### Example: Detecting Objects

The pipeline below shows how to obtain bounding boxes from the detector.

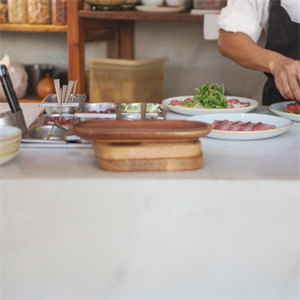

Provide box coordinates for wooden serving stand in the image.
[69,119,212,172]
[94,140,202,172]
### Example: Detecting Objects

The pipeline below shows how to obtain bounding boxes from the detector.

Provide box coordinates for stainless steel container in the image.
[40,94,87,114]
[75,102,120,120]
[40,114,75,126]
[120,103,166,120]
[27,125,67,141]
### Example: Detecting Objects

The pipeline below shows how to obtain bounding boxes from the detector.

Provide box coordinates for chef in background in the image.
[217,0,300,105]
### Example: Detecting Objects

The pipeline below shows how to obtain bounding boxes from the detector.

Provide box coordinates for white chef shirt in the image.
[218,0,300,43]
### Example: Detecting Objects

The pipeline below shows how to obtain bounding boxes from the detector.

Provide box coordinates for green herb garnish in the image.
[184,82,227,109]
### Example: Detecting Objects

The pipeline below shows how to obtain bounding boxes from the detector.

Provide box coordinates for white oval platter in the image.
[187,113,293,140]
[162,96,259,116]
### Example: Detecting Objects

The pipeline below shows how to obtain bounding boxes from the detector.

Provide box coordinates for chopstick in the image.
[65,81,74,103]
[54,79,61,103]
[54,79,78,121]
[71,79,78,103]
[54,79,62,121]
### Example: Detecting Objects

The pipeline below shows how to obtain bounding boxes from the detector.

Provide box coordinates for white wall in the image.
[0,21,266,103]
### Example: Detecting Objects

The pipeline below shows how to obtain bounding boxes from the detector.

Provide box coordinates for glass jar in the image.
[0,0,8,23]
[28,0,50,24]
[51,0,66,25]
[8,0,28,23]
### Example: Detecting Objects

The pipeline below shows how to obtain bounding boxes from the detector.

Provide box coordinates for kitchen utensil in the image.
[141,102,147,120]
[0,65,27,134]
[71,80,78,102]
[54,79,61,101]
[64,81,74,103]
[0,64,20,113]
[61,85,67,103]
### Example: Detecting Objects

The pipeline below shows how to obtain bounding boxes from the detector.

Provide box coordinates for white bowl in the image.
[141,0,164,6]
[0,126,22,141]
[166,0,186,6]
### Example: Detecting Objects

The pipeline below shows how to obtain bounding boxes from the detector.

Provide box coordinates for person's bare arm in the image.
[217,29,300,102]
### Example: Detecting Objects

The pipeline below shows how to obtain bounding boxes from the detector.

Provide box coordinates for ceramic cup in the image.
[141,0,164,6]
[166,0,186,6]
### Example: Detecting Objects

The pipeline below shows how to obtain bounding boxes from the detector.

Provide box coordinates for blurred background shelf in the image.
[78,10,204,22]
[0,24,68,33]
[0,1,205,98]
[0,96,40,103]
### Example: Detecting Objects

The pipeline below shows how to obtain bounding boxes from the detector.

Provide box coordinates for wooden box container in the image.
[89,57,167,103]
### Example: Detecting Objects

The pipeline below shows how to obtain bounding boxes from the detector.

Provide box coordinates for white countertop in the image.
[0,102,299,180]
[0,102,299,298]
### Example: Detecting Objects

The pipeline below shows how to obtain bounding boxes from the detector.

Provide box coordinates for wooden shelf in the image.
[0,23,68,33]
[78,10,204,22]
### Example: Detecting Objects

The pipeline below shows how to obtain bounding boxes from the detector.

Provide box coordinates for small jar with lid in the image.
[8,0,28,23]
[28,0,50,24]
[0,0,8,23]
[51,0,66,25]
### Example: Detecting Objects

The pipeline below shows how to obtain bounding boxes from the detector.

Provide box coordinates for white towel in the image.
[203,14,220,40]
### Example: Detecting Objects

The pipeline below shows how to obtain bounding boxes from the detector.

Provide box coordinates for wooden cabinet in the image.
[67,0,204,94]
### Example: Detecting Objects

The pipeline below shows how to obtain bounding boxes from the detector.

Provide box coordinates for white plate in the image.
[0,150,19,166]
[162,95,259,116]
[135,5,185,12]
[0,136,21,147]
[187,113,293,140]
[0,126,22,141]
[0,143,20,155]
[0,139,21,151]
[269,101,300,122]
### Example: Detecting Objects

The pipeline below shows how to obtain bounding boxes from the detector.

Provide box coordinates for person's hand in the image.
[269,56,300,102]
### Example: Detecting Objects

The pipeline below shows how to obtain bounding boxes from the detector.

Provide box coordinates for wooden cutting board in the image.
[98,154,203,172]
[94,140,202,160]
[93,140,203,171]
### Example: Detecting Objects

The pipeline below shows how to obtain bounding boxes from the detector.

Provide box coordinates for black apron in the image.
[262,0,300,105]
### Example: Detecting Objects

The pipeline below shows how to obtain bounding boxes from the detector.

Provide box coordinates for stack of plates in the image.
[0,126,22,166]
